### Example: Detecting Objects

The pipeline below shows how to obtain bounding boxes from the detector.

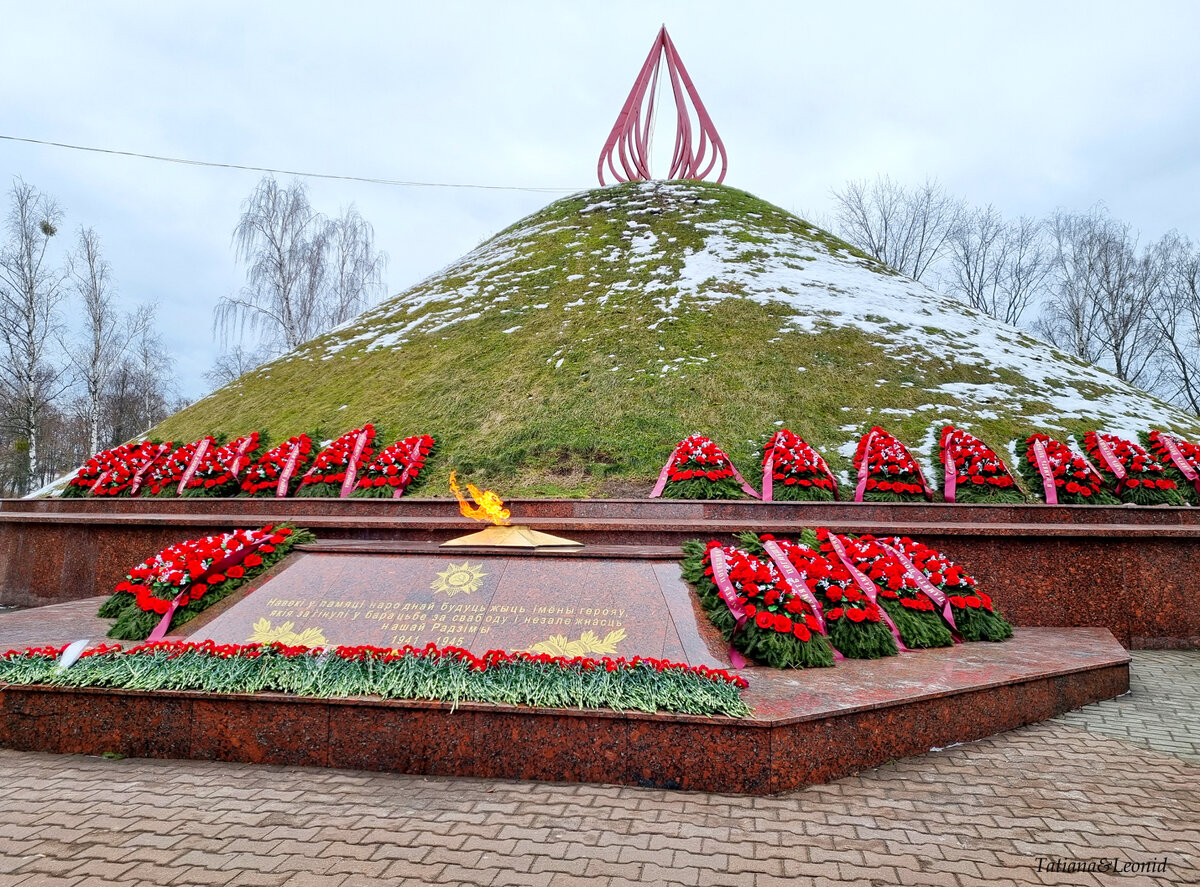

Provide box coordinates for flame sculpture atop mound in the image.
[597,26,727,186]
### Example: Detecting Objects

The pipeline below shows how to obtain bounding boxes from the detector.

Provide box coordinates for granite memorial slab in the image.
[189,551,726,667]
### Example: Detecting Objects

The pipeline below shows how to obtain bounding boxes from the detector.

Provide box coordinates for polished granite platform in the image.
[1,498,1197,647]
[0,596,1129,794]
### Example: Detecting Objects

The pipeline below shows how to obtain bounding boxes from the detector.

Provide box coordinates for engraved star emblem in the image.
[431,562,487,596]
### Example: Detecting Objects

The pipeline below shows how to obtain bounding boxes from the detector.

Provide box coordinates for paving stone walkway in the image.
[0,599,113,653]
[0,652,1197,887]
[1057,650,1200,765]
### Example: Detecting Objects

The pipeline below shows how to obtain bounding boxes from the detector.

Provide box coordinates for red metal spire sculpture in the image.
[597,26,727,186]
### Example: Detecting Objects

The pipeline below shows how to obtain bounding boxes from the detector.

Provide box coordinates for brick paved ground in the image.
[0,652,1197,887]
[1058,650,1200,764]
[0,599,113,652]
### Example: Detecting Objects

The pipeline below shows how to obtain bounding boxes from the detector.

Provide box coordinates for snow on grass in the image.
[263,179,1198,485]
[669,209,1195,440]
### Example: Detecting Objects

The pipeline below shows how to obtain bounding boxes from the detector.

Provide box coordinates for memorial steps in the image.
[0,594,1127,794]
[1,497,1197,647]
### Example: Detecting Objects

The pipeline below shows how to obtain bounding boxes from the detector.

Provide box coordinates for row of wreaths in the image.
[656,426,1200,506]
[682,528,1012,669]
[63,425,433,499]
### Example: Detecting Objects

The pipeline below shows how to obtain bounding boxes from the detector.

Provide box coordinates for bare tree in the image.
[217,177,323,353]
[68,227,152,455]
[215,177,387,355]
[326,205,387,325]
[129,324,175,434]
[1038,208,1162,388]
[1146,233,1200,413]
[0,179,68,491]
[945,207,1050,325]
[1001,216,1053,326]
[831,176,964,281]
[203,344,268,390]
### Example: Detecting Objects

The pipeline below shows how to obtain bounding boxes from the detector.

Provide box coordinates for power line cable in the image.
[0,134,582,194]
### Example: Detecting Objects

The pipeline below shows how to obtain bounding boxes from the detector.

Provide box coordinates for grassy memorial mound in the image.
[145,180,1200,497]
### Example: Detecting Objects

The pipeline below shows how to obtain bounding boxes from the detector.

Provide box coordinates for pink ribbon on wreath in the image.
[89,469,112,495]
[1093,435,1126,480]
[730,461,762,499]
[1093,434,1128,495]
[1031,439,1058,505]
[146,535,270,642]
[911,458,935,501]
[761,446,837,502]
[761,540,826,633]
[394,438,425,498]
[761,540,844,660]
[943,442,958,503]
[879,541,962,643]
[128,444,168,498]
[648,446,761,499]
[708,548,749,669]
[227,436,258,479]
[648,447,677,498]
[1158,433,1200,493]
[823,532,908,651]
[338,429,372,498]
[276,440,304,498]
[761,450,774,502]
[1077,446,1106,484]
[853,430,877,503]
[823,459,840,501]
[176,439,211,496]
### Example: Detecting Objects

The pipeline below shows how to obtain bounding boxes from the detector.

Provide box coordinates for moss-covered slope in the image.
[156,181,1200,496]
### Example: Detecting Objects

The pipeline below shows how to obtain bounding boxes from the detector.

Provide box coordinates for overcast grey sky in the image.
[2,1,1198,399]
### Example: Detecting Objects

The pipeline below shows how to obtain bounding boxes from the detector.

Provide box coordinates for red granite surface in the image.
[188,551,725,666]
[2,497,1197,647]
[0,627,1129,794]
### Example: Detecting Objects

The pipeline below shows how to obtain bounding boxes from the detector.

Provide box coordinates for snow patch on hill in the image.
[298,180,1192,443]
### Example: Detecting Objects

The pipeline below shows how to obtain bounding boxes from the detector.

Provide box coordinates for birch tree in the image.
[68,227,152,455]
[326,205,387,325]
[215,177,387,355]
[0,180,67,491]
[129,324,175,434]
[1147,234,1200,413]
[1039,208,1163,389]
[203,344,268,390]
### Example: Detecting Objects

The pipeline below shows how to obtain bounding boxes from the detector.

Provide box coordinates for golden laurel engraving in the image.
[431,562,487,596]
[527,628,627,657]
[247,618,329,647]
